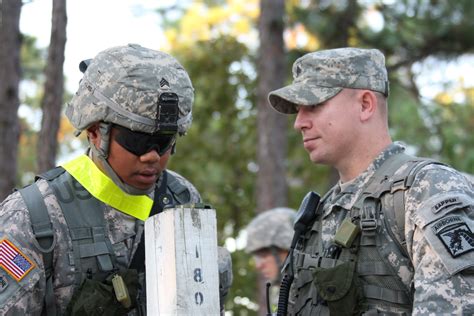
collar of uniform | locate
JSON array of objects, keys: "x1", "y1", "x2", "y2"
[{"x1": 322, "y1": 142, "x2": 406, "y2": 218}]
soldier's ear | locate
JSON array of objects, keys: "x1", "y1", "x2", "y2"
[
  {"x1": 86, "y1": 123, "x2": 101, "y2": 147},
  {"x1": 359, "y1": 90, "x2": 377, "y2": 122}
]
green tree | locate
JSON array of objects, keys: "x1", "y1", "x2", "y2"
[
  {"x1": 288, "y1": 0, "x2": 474, "y2": 172},
  {"x1": 167, "y1": 36, "x2": 258, "y2": 314},
  {"x1": 37, "y1": 0, "x2": 67, "y2": 173},
  {"x1": 255, "y1": 0, "x2": 287, "y2": 313},
  {"x1": 0, "y1": 0, "x2": 22, "y2": 200}
]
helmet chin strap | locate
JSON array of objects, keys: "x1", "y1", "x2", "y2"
[{"x1": 88, "y1": 122, "x2": 154, "y2": 196}]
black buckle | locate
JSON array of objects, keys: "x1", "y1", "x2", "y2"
[{"x1": 360, "y1": 219, "x2": 377, "y2": 231}]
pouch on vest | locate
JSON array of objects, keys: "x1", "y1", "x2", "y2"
[
  {"x1": 313, "y1": 261, "x2": 366, "y2": 316},
  {"x1": 66, "y1": 269, "x2": 139, "y2": 316}
]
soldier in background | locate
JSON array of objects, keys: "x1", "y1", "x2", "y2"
[
  {"x1": 246, "y1": 208, "x2": 296, "y2": 308},
  {"x1": 268, "y1": 47, "x2": 474, "y2": 315},
  {"x1": 0, "y1": 44, "x2": 231, "y2": 315}
]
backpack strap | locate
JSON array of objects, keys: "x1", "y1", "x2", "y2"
[
  {"x1": 48, "y1": 170, "x2": 118, "y2": 285},
  {"x1": 356, "y1": 153, "x2": 446, "y2": 262},
  {"x1": 166, "y1": 172, "x2": 191, "y2": 204},
  {"x1": 351, "y1": 153, "x2": 437, "y2": 305},
  {"x1": 37, "y1": 167, "x2": 67, "y2": 182},
  {"x1": 18, "y1": 170, "x2": 64, "y2": 316},
  {"x1": 353, "y1": 153, "x2": 414, "y2": 246},
  {"x1": 389, "y1": 158, "x2": 445, "y2": 251}
]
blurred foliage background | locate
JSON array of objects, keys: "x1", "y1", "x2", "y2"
[{"x1": 4, "y1": 0, "x2": 474, "y2": 315}]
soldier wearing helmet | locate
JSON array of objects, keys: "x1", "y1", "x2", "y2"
[
  {"x1": 246, "y1": 208, "x2": 296, "y2": 283},
  {"x1": 0, "y1": 44, "x2": 231, "y2": 315}
]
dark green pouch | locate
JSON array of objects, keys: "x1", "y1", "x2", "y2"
[
  {"x1": 313, "y1": 261, "x2": 366, "y2": 316},
  {"x1": 66, "y1": 270, "x2": 138, "y2": 316}
]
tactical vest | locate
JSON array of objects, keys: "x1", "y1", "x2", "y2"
[
  {"x1": 18, "y1": 167, "x2": 191, "y2": 316},
  {"x1": 289, "y1": 153, "x2": 445, "y2": 316}
]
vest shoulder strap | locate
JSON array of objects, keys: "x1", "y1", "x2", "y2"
[
  {"x1": 360, "y1": 152, "x2": 446, "y2": 252},
  {"x1": 390, "y1": 157, "x2": 446, "y2": 248},
  {"x1": 36, "y1": 166, "x2": 66, "y2": 181},
  {"x1": 21, "y1": 165, "x2": 65, "y2": 256},
  {"x1": 48, "y1": 171, "x2": 117, "y2": 283},
  {"x1": 18, "y1": 175, "x2": 62, "y2": 316},
  {"x1": 166, "y1": 171, "x2": 191, "y2": 204},
  {"x1": 352, "y1": 153, "x2": 446, "y2": 303}
]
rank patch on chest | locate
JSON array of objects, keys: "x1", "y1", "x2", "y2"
[
  {"x1": 432, "y1": 216, "x2": 474, "y2": 258},
  {"x1": 0, "y1": 239, "x2": 36, "y2": 281}
]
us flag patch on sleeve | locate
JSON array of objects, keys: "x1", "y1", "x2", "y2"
[{"x1": 0, "y1": 238, "x2": 35, "y2": 282}]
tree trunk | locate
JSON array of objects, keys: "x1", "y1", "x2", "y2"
[
  {"x1": 0, "y1": 0, "x2": 22, "y2": 200},
  {"x1": 256, "y1": 0, "x2": 287, "y2": 314},
  {"x1": 37, "y1": 0, "x2": 67, "y2": 173}
]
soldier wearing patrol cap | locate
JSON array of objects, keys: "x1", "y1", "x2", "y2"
[
  {"x1": 0, "y1": 44, "x2": 232, "y2": 315},
  {"x1": 268, "y1": 48, "x2": 474, "y2": 315}
]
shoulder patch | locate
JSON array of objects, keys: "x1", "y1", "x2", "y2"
[
  {"x1": 0, "y1": 239, "x2": 36, "y2": 282},
  {"x1": 432, "y1": 197, "x2": 461, "y2": 214},
  {"x1": 432, "y1": 216, "x2": 474, "y2": 258}
]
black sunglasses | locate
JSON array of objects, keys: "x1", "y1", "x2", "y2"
[{"x1": 113, "y1": 124, "x2": 176, "y2": 156}]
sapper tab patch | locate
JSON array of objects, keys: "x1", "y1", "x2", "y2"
[
  {"x1": 432, "y1": 216, "x2": 474, "y2": 258},
  {"x1": 0, "y1": 239, "x2": 35, "y2": 282}
]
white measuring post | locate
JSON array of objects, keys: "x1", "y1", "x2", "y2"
[{"x1": 145, "y1": 205, "x2": 220, "y2": 315}]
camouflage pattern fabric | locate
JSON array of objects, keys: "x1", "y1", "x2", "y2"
[
  {"x1": 288, "y1": 142, "x2": 474, "y2": 315},
  {"x1": 245, "y1": 207, "x2": 296, "y2": 253},
  {"x1": 66, "y1": 44, "x2": 194, "y2": 135},
  {"x1": 217, "y1": 247, "x2": 233, "y2": 312},
  {"x1": 0, "y1": 169, "x2": 201, "y2": 315},
  {"x1": 268, "y1": 47, "x2": 389, "y2": 114}
]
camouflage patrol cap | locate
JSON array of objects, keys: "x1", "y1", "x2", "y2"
[
  {"x1": 66, "y1": 44, "x2": 194, "y2": 135},
  {"x1": 245, "y1": 207, "x2": 296, "y2": 253},
  {"x1": 268, "y1": 47, "x2": 389, "y2": 114}
]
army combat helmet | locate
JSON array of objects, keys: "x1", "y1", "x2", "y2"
[
  {"x1": 66, "y1": 43, "x2": 194, "y2": 137},
  {"x1": 65, "y1": 44, "x2": 194, "y2": 194},
  {"x1": 246, "y1": 207, "x2": 296, "y2": 253}
]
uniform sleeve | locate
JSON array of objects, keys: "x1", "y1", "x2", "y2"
[
  {"x1": 0, "y1": 191, "x2": 46, "y2": 315},
  {"x1": 405, "y1": 165, "x2": 474, "y2": 315}
]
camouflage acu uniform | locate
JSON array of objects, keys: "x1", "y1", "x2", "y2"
[
  {"x1": 268, "y1": 48, "x2": 474, "y2": 315},
  {"x1": 0, "y1": 44, "x2": 231, "y2": 315},
  {"x1": 287, "y1": 143, "x2": 474, "y2": 315},
  {"x1": 0, "y1": 169, "x2": 201, "y2": 315}
]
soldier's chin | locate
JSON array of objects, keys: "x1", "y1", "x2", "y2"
[{"x1": 133, "y1": 174, "x2": 158, "y2": 189}]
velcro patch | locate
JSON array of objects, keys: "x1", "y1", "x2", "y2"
[
  {"x1": 432, "y1": 197, "x2": 461, "y2": 214},
  {"x1": 0, "y1": 273, "x2": 8, "y2": 292},
  {"x1": 0, "y1": 239, "x2": 36, "y2": 282},
  {"x1": 432, "y1": 216, "x2": 474, "y2": 258}
]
